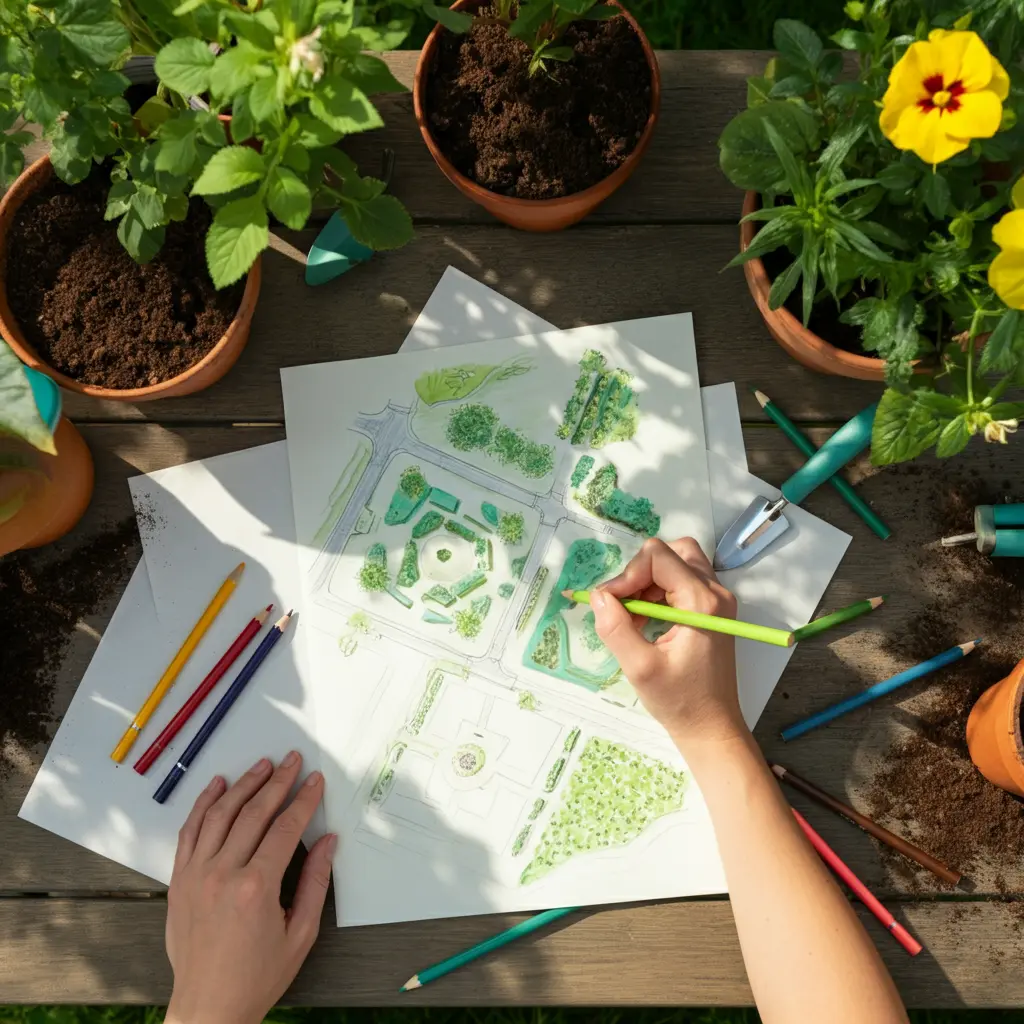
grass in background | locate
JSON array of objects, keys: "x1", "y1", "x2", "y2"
[{"x1": 6, "y1": 1009, "x2": 1024, "y2": 1023}]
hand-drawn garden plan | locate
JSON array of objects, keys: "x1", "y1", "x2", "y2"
[{"x1": 282, "y1": 317, "x2": 730, "y2": 926}]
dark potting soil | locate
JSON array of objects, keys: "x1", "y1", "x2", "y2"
[
  {"x1": 864, "y1": 467, "x2": 1024, "y2": 889},
  {"x1": 6, "y1": 168, "x2": 243, "y2": 390},
  {"x1": 426, "y1": 16, "x2": 651, "y2": 200},
  {"x1": 0, "y1": 521, "x2": 139, "y2": 778}
]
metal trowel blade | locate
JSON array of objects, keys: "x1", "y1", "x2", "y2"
[{"x1": 714, "y1": 495, "x2": 791, "y2": 571}]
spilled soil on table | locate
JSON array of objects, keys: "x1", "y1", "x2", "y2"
[
  {"x1": 0, "y1": 522, "x2": 138, "y2": 778},
  {"x1": 864, "y1": 465, "x2": 1024, "y2": 891}
]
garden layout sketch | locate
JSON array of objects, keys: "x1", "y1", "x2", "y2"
[{"x1": 282, "y1": 317, "x2": 730, "y2": 926}]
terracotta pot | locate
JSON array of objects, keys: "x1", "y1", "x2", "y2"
[
  {"x1": 413, "y1": 0, "x2": 661, "y2": 231},
  {"x1": 0, "y1": 155, "x2": 261, "y2": 402},
  {"x1": 740, "y1": 191, "x2": 887, "y2": 381},
  {"x1": 0, "y1": 416, "x2": 94, "y2": 558},
  {"x1": 966, "y1": 658, "x2": 1024, "y2": 798}
]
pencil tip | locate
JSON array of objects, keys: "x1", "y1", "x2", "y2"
[
  {"x1": 265, "y1": 604, "x2": 274, "y2": 612},
  {"x1": 560, "y1": 589, "x2": 574, "y2": 598},
  {"x1": 752, "y1": 389, "x2": 769, "y2": 407},
  {"x1": 401, "y1": 976, "x2": 420, "y2": 991},
  {"x1": 769, "y1": 763, "x2": 785, "y2": 778},
  {"x1": 229, "y1": 562, "x2": 246, "y2": 580},
  {"x1": 870, "y1": 595, "x2": 886, "y2": 609}
]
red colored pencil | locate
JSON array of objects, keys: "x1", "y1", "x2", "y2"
[
  {"x1": 133, "y1": 605, "x2": 272, "y2": 775},
  {"x1": 791, "y1": 807, "x2": 922, "y2": 956}
]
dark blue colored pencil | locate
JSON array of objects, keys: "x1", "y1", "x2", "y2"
[{"x1": 153, "y1": 610, "x2": 293, "y2": 804}]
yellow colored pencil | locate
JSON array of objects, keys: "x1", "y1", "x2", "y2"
[{"x1": 111, "y1": 562, "x2": 245, "y2": 763}]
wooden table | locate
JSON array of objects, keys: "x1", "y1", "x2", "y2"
[{"x1": 4, "y1": 51, "x2": 1023, "y2": 1008}]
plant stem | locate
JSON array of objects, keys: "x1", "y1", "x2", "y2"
[{"x1": 989, "y1": 374, "x2": 1012, "y2": 402}]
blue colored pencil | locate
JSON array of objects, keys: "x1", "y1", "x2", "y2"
[
  {"x1": 400, "y1": 906, "x2": 579, "y2": 991},
  {"x1": 781, "y1": 638, "x2": 982, "y2": 742},
  {"x1": 153, "y1": 610, "x2": 292, "y2": 804}
]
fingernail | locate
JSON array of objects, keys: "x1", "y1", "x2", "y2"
[
  {"x1": 325, "y1": 834, "x2": 338, "y2": 858},
  {"x1": 305, "y1": 770, "x2": 323, "y2": 787},
  {"x1": 591, "y1": 590, "x2": 607, "y2": 611},
  {"x1": 249, "y1": 757, "x2": 270, "y2": 775},
  {"x1": 282, "y1": 750, "x2": 300, "y2": 768},
  {"x1": 205, "y1": 775, "x2": 224, "y2": 793}
]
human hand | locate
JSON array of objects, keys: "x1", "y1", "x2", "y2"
[
  {"x1": 164, "y1": 752, "x2": 335, "y2": 1024},
  {"x1": 589, "y1": 537, "x2": 747, "y2": 751}
]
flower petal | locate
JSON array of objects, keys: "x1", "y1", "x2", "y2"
[
  {"x1": 943, "y1": 88, "x2": 1003, "y2": 141},
  {"x1": 884, "y1": 40, "x2": 938, "y2": 110},
  {"x1": 992, "y1": 210, "x2": 1024, "y2": 254},
  {"x1": 1012, "y1": 178, "x2": 1024, "y2": 210},
  {"x1": 990, "y1": 56, "x2": 1011, "y2": 101},
  {"x1": 889, "y1": 104, "x2": 967, "y2": 164},
  {"x1": 989, "y1": 248, "x2": 1024, "y2": 309},
  {"x1": 930, "y1": 30, "x2": 995, "y2": 92}
]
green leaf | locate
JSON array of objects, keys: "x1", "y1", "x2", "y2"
[
  {"x1": 0, "y1": 142, "x2": 25, "y2": 186},
  {"x1": 949, "y1": 213, "x2": 974, "y2": 249},
  {"x1": 0, "y1": 37, "x2": 26, "y2": 74},
  {"x1": 345, "y1": 54, "x2": 406, "y2": 95},
  {"x1": 555, "y1": 0, "x2": 593, "y2": 14},
  {"x1": 763, "y1": 119, "x2": 810, "y2": 200},
  {"x1": 423, "y1": 3, "x2": 474, "y2": 32},
  {"x1": 117, "y1": 207, "x2": 165, "y2": 263},
  {"x1": 248, "y1": 76, "x2": 280, "y2": 123},
  {"x1": 155, "y1": 38, "x2": 215, "y2": 96},
  {"x1": 309, "y1": 76, "x2": 383, "y2": 135},
  {"x1": 509, "y1": 0, "x2": 555, "y2": 40},
  {"x1": 230, "y1": 89, "x2": 255, "y2": 143},
  {"x1": 192, "y1": 145, "x2": 265, "y2": 196},
  {"x1": 838, "y1": 185, "x2": 883, "y2": 221},
  {"x1": 155, "y1": 116, "x2": 199, "y2": 176},
  {"x1": 980, "y1": 309, "x2": 1023, "y2": 374},
  {"x1": 800, "y1": 235, "x2": 819, "y2": 325},
  {"x1": 841, "y1": 293, "x2": 922, "y2": 381},
  {"x1": 987, "y1": 401, "x2": 1024, "y2": 421},
  {"x1": 282, "y1": 144, "x2": 310, "y2": 172},
  {"x1": 726, "y1": 212, "x2": 799, "y2": 267},
  {"x1": 877, "y1": 162, "x2": 917, "y2": 193},
  {"x1": 718, "y1": 101, "x2": 820, "y2": 193},
  {"x1": 56, "y1": 0, "x2": 129, "y2": 65},
  {"x1": 224, "y1": 9, "x2": 278, "y2": 50},
  {"x1": 833, "y1": 220, "x2": 891, "y2": 262},
  {"x1": 351, "y1": 17, "x2": 413, "y2": 51},
  {"x1": 818, "y1": 119, "x2": 867, "y2": 180},
  {"x1": 747, "y1": 76, "x2": 772, "y2": 107},
  {"x1": 267, "y1": 167, "x2": 311, "y2": 229},
  {"x1": 341, "y1": 193, "x2": 413, "y2": 250},
  {"x1": 767, "y1": 257, "x2": 802, "y2": 310},
  {"x1": 856, "y1": 218, "x2": 907, "y2": 249},
  {"x1": 209, "y1": 41, "x2": 268, "y2": 101},
  {"x1": 205, "y1": 195, "x2": 268, "y2": 289},
  {"x1": 294, "y1": 113, "x2": 342, "y2": 148},
  {"x1": 0, "y1": 341, "x2": 55, "y2": 454},
  {"x1": 544, "y1": 46, "x2": 574, "y2": 61},
  {"x1": 174, "y1": 0, "x2": 210, "y2": 12},
  {"x1": 871, "y1": 388, "x2": 947, "y2": 465},
  {"x1": 831, "y1": 28, "x2": 870, "y2": 50},
  {"x1": 92, "y1": 69, "x2": 130, "y2": 97},
  {"x1": 819, "y1": 51, "x2": 843, "y2": 82},
  {"x1": 136, "y1": 96, "x2": 173, "y2": 133},
  {"x1": 769, "y1": 73, "x2": 813, "y2": 98},
  {"x1": 104, "y1": 179, "x2": 135, "y2": 220},
  {"x1": 936, "y1": 414, "x2": 971, "y2": 457},
  {"x1": 582, "y1": 4, "x2": 617, "y2": 18},
  {"x1": 22, "y1": 82, "x2": 62, "y2": 127},
  {"x1": 919, "y1": 171, "x2": 951, "y2": 218},
  {"x1": 823, "y1": 177, "x2": 877, "y2": 201},
  {"x1": 773, "y1": 19, "x2": 823, "y2": 70}
]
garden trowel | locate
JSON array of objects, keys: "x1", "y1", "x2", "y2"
[{"x1": 714, "y1": 403, "x2": 878, "y2": 571}]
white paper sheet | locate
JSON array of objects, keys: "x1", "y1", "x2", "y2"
[
  {"x1": 20, "y1": 442, "x2": 323, "y2": 885},
  {"x1": 401, "y1": 266, "x2": 748, "y2": 473}
]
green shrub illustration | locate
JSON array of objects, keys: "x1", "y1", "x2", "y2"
[
  {"x1": 531, "y1": 622, "x2": 561, "y2": 669},
  {"x1": 578, "y1": 462, "x2": 660, "y2": 537},
  {"x1": 528, "y1": 797, "x2": 546, "y2": 820},
  {"x1": 411, "y1": 510, "x2": 445, "y2": 539},
  {"x1": 471, "y1": 595, "x2": 492, "y2": 620},
  {"x1": 446, "y1": 403, "x2": 499, "y2": 451},
  {"x1": 581, "y1": 611, "x2": 606, "y2": 653},
  {"x1": 511, "y1": 824, "x2": 532, "y2": 856},
  {"x1": 520, "y1": 738, "x2": 689, "y2": 885},
  {"x1": 453, "y1": 570, "x2": 486, "y2": 598},
  {"x1": 511, "y1": 555, "x2": 528, "y2": 579},
  {"x1": 452, "y1": 743, "x2": 486, "y2": 777},
  {"x1": 518, "y1": 690, "x2": 538, "y2": 711},
  {"x1": 400, "y1": 466, "x2": 428, "y2": 499},
  {"x1": 497, "y1": 511, "x2": 525, "y2": 545},
  {"x1": 498, "y1": 582, "x2": 515, "y2": 599},
  {"x1": 436, "y1": 548, "x2": 453, "y2": 563},
  {"x1": 408, "y1": 669, "x2": 444, "y2": 735},
  {"x1": 445, "y1": 519, "x2": 477, "y2": 543},
  {"x1": 358, "y1": 543, "x2": 390, "y2": 592},
  {"x1": 397, "y1": 541, "x2": 420, "y2": 588},
  {"x1": 571, "y1": 454, "x2": 595, "y2": 488},
  {"x1": 563, "y1": 726, "x2": 581, "y2": 753},
  {"x1": 454, "y1": 608, "x2": 483, "y2": 639},
  {"x1": 423, "y1": 583, "x2": 457, "y2": 607},
  {"x1": 543, "y1": 757, "x2": 566, "y2": 793},
  {"x1": 481, "y1": 501, "x2": 500, "y2": 527},
  {"x1": 489, "y1": 426, "x2": 555, "y2": 480},
  {"x1": 557, "y1": 349, "x2": 638, "y2": 448}
]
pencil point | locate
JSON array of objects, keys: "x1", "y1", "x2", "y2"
[
  {"x1": 229, "y1": 562, "x2": 246, "y2": 581},
  {"x1": 869, "y1": 595, "x2": 886, "y2": 609},
  {"x1": 401, "y1": 975, "x2": 420, "y2": 991},
  {"x1": 769, "y1": 763, "x2": 785, "y2": 778},
  {"x1": 752, "y1": 389, "x2": 770, "y2": 408},
  {"x1": 256, "y1": 606, "x2": 272, "y2": 624},
  {"x1": 560, "y1": 589, "x2": 574, "y2": 599}
]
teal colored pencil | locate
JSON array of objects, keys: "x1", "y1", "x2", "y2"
[{"x1": 400, "y1": 907, "x2": 579, "y2": 991}]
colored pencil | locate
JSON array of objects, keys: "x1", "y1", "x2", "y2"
[
  {"x1": 781, "y1": 638, "x2": 982, "y2": 741},
  {"x1": 111, "y1": 563, "x2": 245, "y2": 763},
  {"x1": 771, "y1": 763, "x2": 961, "y2": 885},
  {"x1": 562, "y1": 590, "x2": 794, "y2": 648},
  {"x1": 133, "y1": 605, "x2": 273, "y2": 776},
  {"x1": 400, "y1": 906, "x2": 579, "y2": 991},
  {"x1": 791, "y1": 807, "x2": 922, "y2": 956},
  {"x1": 753, "y1": 389, "x2": 891, "y2": 540},
  {"x1": 153, "y1": 610, "x2": 292, "y2": 804},
  {"x1": 792, "y1": 596, "x2": 885, "y2": 642}
]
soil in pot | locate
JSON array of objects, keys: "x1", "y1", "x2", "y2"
[
  {"x1": 6, "y1": 167, "x2": 244, "y2": 390},
  {"x1": 427, "y1": 16, "x2": 650, "y2": 199}
]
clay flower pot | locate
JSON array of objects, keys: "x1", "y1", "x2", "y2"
[
  {"x1": 0, "y1": 155, "x2": 261, "y2": 402},
  {"x1": 966, "y1": 658, "x2": 1024, "y2": 798},
  {"x1": 0, "y1": 368, "x2": 94, "y2": 557},
  {"x1": 413, "y1": 0, "x2": 661, "y2": 232},
  {"x1": 740, "y1": 191, "x2": 886, "y2": 381}
]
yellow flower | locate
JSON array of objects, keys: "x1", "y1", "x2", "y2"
[
  {"x1": 989, "y1": 210, "x2": 1024, "y2": 309},
  {"x1": 880, "y1": 29, "x2": 1009, "y2": 165},
  {"x1": 984, "y1": 419, "x2": 1018, "y2": 444}
]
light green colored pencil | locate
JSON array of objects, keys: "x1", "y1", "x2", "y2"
[
  {"x1": 791, "y1": 595, "x2": 885, "y2": 642},
  {"x1": 563, "y1": 590, "x2": 794, "y2": 647}
]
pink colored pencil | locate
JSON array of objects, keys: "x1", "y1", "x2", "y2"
[{"x1": 792, "y1": 808, "x2": 922, "y2": 956}]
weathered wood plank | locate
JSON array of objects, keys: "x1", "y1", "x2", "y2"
[
  {"x1": 5, "y1": 424, "x2": 1022, "y2": 901},
  {"x1": 60, "y1": 225, "x2": 881, "y2": 424},
  {"x1": 0, "y1": 896, "x2": 1019, "y2": 1006}
]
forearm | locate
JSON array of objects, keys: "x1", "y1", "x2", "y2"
[{"x1": 678, "y1": 729, "x2": 908, "y2": 1024}]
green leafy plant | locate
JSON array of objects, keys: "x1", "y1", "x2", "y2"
[
  {"x1": 718, "y1": 5, "x2": 1024, "y2": 464},
  {"x1": 426, "y1": 0, "x2": 619, "y2": 77},
  {"x1": 0, "y1": 340, "x2": 55, "y2": 530},
  {"x1": 0, "y1": 0, "x2": 414, "y2": 291}
]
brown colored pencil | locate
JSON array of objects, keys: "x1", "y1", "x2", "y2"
[{"x1": 770, "y1": 762, "x2": 961, "y2": 886}]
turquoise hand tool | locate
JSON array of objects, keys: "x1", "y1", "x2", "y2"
[
  {"x1": 941, "y1": 503, "x2": 1024, "y2": 556},
  {"x1": 714, "y1": 403, "x2": 878, "y2": 570}
]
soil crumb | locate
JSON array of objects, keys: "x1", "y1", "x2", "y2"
[
  {"x1": 0, "y1": 522, "x2": 139, "y2": 778},
  {"x1": 427, "y1": 15, "x2": 651, "y2": 199},
  {"x1": 6, "y1": 167, "x2": 243, "y2": 390},
  {"x1": 865, "y1": 467, "x2": 1024, "y2": 889}
]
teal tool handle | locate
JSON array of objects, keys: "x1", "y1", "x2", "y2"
[
  {"x1": 781, "y1": 404, "x2": 877, "y2": 506},
  {"x1": 992, "y1": 504, "x2": 1024, "y2": 528},
  {"x1": 992, "y1": 531, "x2": 1024, "y2": 557}
]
